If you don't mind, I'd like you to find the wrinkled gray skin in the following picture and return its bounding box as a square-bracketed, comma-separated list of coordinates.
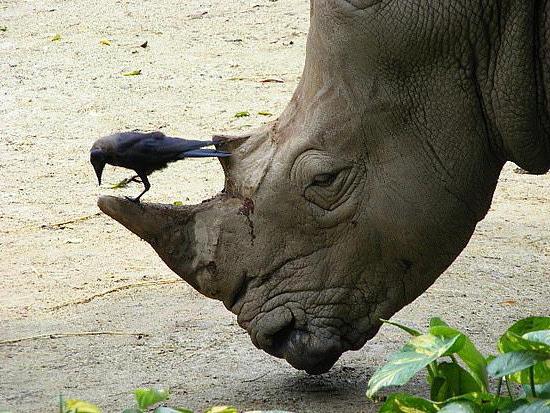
[99, 0, 550, 374]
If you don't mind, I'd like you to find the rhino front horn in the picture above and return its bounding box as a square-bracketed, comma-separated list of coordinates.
[97, 195, 245, 304]
[97, 195, 186, 243]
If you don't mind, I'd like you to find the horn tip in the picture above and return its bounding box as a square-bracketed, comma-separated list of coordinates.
[98, 195, 142, 219]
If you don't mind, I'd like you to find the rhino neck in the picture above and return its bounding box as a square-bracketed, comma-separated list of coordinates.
[487, 0, 550, 173]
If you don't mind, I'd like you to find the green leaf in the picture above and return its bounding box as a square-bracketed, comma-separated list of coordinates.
[234, 111, 250, 118]
[512, 318, 550, 335]
[430, 317, 450, 328]
[64, 399, 102, 413]
[439, 401, 479, 413]
[51, 33, 62, 41]
[381, 319, 422, 337]
[488, 351, 547, 378]
[154, 408, 193, 413]
[523, 330, 550, 347]
[204, 407, 238, 413]
[512, 400, 550, 413]
[496, 399, 529, 413]
[430, 375, 447, 401]
[367, 333, 462, 397]
[173, 201, 184, 206]
[258, 111, 273, 116]
[122, 410, 143, 413]
[123, 69, 142, 76]
[501, 331, 550, 354]
[99, 38, 111, 46]
[439, 392, 513, 412]
[509, 360, 550, 385]
[523, 382, 550, 398]
[379, 393, 439, 413]
[430, 362, 483, 402]
[429, 325, 488, 391]
[443, 392, 496, 405]
[500, 325, 550, 385]
[430, 326, 466, 356]
[499, 318, 550, 354]
[134, 388, 169, 410]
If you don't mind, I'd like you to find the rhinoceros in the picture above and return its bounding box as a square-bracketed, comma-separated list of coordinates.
[98, 0, 549, 374]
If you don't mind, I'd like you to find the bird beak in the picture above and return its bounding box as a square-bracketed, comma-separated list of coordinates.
[93, 162, 105, 186]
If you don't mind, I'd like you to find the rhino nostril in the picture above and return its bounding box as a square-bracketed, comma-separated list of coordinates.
[268, 317, 296, 357]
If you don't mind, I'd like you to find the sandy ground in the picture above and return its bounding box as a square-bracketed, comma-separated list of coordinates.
[0, 1, 548, 412]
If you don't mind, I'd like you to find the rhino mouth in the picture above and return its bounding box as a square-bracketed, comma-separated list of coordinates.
[251, 316, 345, 374]
[234, 285, 354, 374]
[229, 256, 379, 374]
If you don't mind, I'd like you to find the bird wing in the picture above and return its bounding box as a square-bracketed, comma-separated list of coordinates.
[112, 131, 213, 160]
[137, 134, 215, 160]
[113, 131, 148, 152]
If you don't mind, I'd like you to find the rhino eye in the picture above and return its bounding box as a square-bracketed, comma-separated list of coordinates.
[312, 173, 337, 187]
[291, 150, 357, 212]
[342, 0, 382, 10]
[305, 167, 354, 211]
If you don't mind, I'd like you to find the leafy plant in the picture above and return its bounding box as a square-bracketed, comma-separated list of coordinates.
[58, 388, 292, 413]
[488, 317, 550, 390]
[367, 316, 550, 412]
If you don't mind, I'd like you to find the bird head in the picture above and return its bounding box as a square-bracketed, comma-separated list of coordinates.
[90, 148, 106, 185]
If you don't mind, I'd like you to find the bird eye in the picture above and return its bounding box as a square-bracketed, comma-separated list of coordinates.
[90, 149, 105, 161]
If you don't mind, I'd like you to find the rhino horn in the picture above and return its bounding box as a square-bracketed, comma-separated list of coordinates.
[97, 195, 246, 305]
[212, 133, 251, 152]
[97, 195, 187, 243]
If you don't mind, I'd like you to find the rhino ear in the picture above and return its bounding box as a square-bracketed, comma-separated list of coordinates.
[491, 14, 550, 174]
[498, 114, 550, 174]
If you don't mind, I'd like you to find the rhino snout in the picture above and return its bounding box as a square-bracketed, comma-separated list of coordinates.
[245, 305, 344, 374]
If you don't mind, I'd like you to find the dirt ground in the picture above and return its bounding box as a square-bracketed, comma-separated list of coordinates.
[0, 1, 548, 412]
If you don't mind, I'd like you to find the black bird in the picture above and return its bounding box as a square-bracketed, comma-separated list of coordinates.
[90, 131, 230, 202]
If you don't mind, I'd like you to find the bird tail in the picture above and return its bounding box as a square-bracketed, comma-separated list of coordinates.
[180, 149, 231, 158]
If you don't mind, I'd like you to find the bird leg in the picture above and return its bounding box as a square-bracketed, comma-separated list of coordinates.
[125, 174, 150, 203]
[129, 175, 142, 184]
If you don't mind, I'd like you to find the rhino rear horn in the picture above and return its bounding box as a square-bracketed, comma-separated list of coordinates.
[213, 134, 251, 152]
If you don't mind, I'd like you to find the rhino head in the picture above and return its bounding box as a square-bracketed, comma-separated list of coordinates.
[99, 0, 549, 374]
